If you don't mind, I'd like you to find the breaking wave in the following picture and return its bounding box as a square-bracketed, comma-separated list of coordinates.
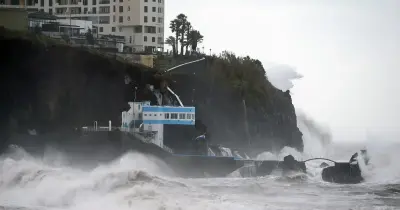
[0, 146, 189, 210]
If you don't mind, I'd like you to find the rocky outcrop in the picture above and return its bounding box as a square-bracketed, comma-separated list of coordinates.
[0, 30, 303, 153]
[164, 56, 303, 153]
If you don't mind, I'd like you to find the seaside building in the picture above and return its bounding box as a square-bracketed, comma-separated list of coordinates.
[0, 0, 165, 52]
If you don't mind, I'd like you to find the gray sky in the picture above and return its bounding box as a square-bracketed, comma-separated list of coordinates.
[165, 0, 400, 142]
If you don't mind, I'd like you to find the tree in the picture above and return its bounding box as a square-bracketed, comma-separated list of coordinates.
[165, 36, 176, 56]
[169, 18, 181, 56]
[85, 28, 95, 45]
[187, 30, 204, 52]
[176, 13, 188, 55]
[33, 24, 41, 35]
[184, 22, 192, 54]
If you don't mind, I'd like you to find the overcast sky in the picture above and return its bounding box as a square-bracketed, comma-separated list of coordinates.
[164, 0, 400, 142]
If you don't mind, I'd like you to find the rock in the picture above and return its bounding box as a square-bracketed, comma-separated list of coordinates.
[322, 163, 363, 184]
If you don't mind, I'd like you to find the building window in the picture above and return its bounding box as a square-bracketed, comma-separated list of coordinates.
[187, 114, 191, 119]
[158, 0, 161, 3]
[171, 113, 178, 119]
[113, 5, 115, 12]
[100, 27, 103, 32]
[49, 0, 53, 6]
[144, 6, 147, 12]
[144, 0, 147, 2]
[152, 37, 155, 42]
[144, 16, 148, 22]
[112, 27, 116, 32]
[127, 16, 130, 21]
[179, 113, 185, 119]
[119, 6, 123, 12]
[152, 17, 155, 22]
[119, 27, 122, 32]
[92, 7, 96, 14]
[99, 6, 110, 14]
[128, 6, 130, 11]
[129, 36, 132, 43]
[119, 16, 123, 23]
[152, 0, 155, 2]
[119, 0, 122, 2]
[152, 6, 155, 12]
[158, 17, 163, 23]
[192, 114, 195, 119]
[92, 0, 96, 5]
[113, 15, 115, 22]
[144, 36, 147, 42]
[165, 113, 170, 119]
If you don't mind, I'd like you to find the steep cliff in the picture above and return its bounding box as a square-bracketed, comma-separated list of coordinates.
[163, 54, 303, 153]
[0, 29, 303, 153]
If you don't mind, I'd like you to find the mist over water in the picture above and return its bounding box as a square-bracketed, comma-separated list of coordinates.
[0, 67, 399, 209]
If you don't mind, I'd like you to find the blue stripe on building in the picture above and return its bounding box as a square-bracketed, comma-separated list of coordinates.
[143, 120, 195, 125]
[142, 106, 195, 113]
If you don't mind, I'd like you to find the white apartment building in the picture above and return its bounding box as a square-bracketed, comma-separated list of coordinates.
[1, 0, 165, 52]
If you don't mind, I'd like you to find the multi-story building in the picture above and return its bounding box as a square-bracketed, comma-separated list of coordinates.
[1, 0, 165, 52]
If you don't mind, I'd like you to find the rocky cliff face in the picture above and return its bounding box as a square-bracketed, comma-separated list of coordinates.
[0, 32, 303, 153]
[164, 56, 303, 153]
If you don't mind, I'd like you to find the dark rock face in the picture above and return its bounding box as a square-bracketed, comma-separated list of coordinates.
[0, 38, 156, 150]
[165, 59, 303, 152]
[321, 162, 364, 184]
[0, 37, 303, 153]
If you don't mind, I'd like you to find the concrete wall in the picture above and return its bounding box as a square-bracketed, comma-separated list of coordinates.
[0, 8, 28, 31]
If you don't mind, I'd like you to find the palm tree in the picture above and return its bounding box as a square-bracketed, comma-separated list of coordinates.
[184, 22, 192, 54]
[169, 19, 181, 56]
[176, 13, 188, 55]
[187, 30, 204, 52]
[165, 36, 176, 56]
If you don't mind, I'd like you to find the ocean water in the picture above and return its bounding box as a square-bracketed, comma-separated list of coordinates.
[0, 134, 399, 210]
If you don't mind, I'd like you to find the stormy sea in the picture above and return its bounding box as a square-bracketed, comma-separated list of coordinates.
[0, 124, 399, 210]
[1, 70, 399, 210]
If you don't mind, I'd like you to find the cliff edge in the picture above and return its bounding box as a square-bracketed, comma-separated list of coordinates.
[0, 28, 303, 153]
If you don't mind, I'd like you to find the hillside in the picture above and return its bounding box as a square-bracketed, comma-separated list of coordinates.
[0, 28, 303, 153]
